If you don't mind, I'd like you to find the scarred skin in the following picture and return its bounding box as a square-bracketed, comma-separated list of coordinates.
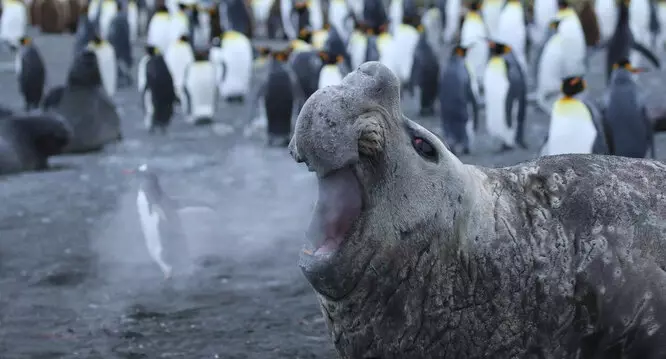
[289, 61, 666, 359]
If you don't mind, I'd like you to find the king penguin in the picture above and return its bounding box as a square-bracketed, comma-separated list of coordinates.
[541, 75, 610, 156]
[327, 0, 352, 42]
[147, 5, 172, 53]
[169, 2, 191, 45]
[534, 19, 566, 114]
[459, 1, 488, 91]
[482, 0, 504, 35]
[381, 16, 420, 97]
[554, 0, 587, 71]
[87, 34, 118, 97]
[212, 29, 253, 103]
[74, 4, 97, 55]
[443, 0, 462, 43]
[496, 0, 529, 72]
[99, 0, 119, 39]
[182, 49, 218, 125]
[164, 34, 194, 104]
[0, 0, 27, 50]
[128, 0, 139, 43]
[143, 46, 177, 133]
[596, 0, 618, 44]
[532, 0, 558, 45]
[482, 40, 527, 151]
[389, 0, 404, 34]
[421, 4, 443, 51]
[317, 51, 344, 89]
[281, 0, 298, 40]
[108, 7, 134, 87]
[439, 45, 479, 155]
[347, 22, 368, 69]
[602, 59, 655, 158]
[628, 0, 653, 66]
[130, 164, 215, 279]
[412, 27, 440, 116]
[15, 36, 45, 112]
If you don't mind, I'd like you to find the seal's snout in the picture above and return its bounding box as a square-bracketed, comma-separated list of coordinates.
[306, 166, 363, 255]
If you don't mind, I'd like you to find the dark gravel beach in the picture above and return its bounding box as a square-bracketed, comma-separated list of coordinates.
[0, 30, 665, 358]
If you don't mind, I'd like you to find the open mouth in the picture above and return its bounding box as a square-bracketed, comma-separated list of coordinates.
[301, 166, 363, 259]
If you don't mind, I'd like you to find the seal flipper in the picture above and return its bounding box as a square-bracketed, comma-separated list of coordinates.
[631, 41, 661, 68]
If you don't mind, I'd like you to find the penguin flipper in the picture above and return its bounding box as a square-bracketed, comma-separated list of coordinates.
[631, 41, 661, 68]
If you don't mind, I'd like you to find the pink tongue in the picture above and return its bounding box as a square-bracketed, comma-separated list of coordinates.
[307, 167, 363, 254]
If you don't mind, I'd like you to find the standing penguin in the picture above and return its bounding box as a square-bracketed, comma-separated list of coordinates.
[443, 0, 462, 43]
[130, 164, 215, 279]
[364, 0, 389, 31]
[223, 0, 254, 38]
[606, 0, 660, 82]
[347, 22, 368, 69]
[257, 49, 301, 147]
[210, 29, 253, 103]
[74, 5, 98, 55]
[596, 0, 619, 43]
[554, 0, 586, 72]
[164, 34, 194, 103]
[99, 0, 119, 39]
[0, 0, 27, 50]
[317, 51, 344, 89]
[128, 0, 139, 43]
[288, 47, 322, 103]
[482, 0, 505, 35]
[532, 0, 558, 45]
[143, 46, 177, 133]
[147, 5, 172, 53]
[602, 59, 655, 158]
[439, 45, 479, 155]
[87, 34, 118, 97]
[412, 29, 440, 116]
[281, 0, 298, 40]
[169, 3, 190, 45]
[389, 0, 404, 34]
[628, 0, 652, 66]
[107, 8, 133, 87]
[182, 49, 218, 125]
[541, 75, 610, 156]
[293, 1, 311, 31]
[459, 1, 488, 90]
[482, 40, 527, 151]
[496, 0, 528, 72]
[328, 0, 352, 41]
[534, 19, 566, 114]
[380, 18, 420, 96]
[15, 36, 45, 112]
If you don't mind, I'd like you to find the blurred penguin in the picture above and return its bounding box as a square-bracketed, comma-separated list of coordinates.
[328, 0, 352, 41]
[87, 34, 118, 97]
[348, 22, 368, 69]
[439, 45, 479, 155]
[317, 51, 344, 89]
[532, 0, 558, 45]
[108, 7, 134, 87]
[15, 36, 45, 112]
[421, 4, 443, 51]
[147, 5, 172, 53]
[459, 1, 488, 91]
[321, 25, 351, 69]
[252, 0, 276, 36]
[74, 4, 98, 55]
[192, 5, 213, 47]
[99, 0, 119, 39]
[223, 0, 254, 38]
[659, 0, 666, 52]
[483, 40, 527, 152]
[364, 0, 389, 32]
[376, 23, 393, 59]
[308, 0, 324, 30]
[182, 49, 218, 125]
[288, 46, 322, 104]
[602, 59, 655, 158]
[164, 34, 194, 104]
[381, 15, 420, 97]
[143, 46, 177, 133]
[293, 1, 312, 32]
[443, 0, 462, 43]
[540, 75, 610, 156]
[496, 0, 528, 72]
[482, 0, 504, 35]
[281, 0, 298, 40]
[169, 2, 190, 45]
[129, 164, 215, 279]
[534, 19, 566, 114]
[291, 26, 315, 53]
[210, 30, 253, 103]
[0, 0, 27, 50]
[128, 0, 139, 43]
[389, 0, 404, 34]
[312, 22, 330, 49]
[554, 0, 587, 71]
[596, 0, 619, 44]
[365, 29, 381, 62]
[412, 28, 440, 116]
[629, 0, 653, 66]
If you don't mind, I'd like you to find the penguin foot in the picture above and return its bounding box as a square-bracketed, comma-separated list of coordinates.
[419, 107, 435, 117]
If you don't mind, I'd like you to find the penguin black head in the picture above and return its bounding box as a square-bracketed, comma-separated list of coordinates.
[194, 49, 209, 62]
[557, 0, 569, 9]
[452, 45, 468, 57]
[488, 41, 511, 56]
[561, 76, 586, 97]
[156, 4, 169, 12]
[145, 45, 159, 56]
[298, 27, 313, 42]
[319, 51, 343, 65]
[294, 1, 308, 12]
[178, 2, 187, 11]
[19, 36, 31, 46]
[469, 1, 482, 11]
[179, 34, 190, 43]
[549, 19, 561, 30]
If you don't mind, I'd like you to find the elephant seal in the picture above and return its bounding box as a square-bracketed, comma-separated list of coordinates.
[53, 49, 122, 153]
[288, 61, 666, 358]
[0, 113, 72, 175]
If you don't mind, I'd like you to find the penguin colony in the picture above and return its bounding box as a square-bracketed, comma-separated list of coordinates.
[2, 0, 666, 277]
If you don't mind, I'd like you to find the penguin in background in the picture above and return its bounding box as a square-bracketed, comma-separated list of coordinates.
[169, 3, 191, 45]
[596, 0, 619, 44]
[108, 7, 134, 87]
[554, 0, 587, 71]
[0, 0, 27, 50]
[288, 44, 323, 104]
[87, 34, 118, 97]
[482, 0, 505, 35]
[659, 0, 666, 52]
[308, 0, 324, 30]
[15, 36, 45, 112]
[347, 22, 367, 69]
[364, 0, 389, 31]
[532, 0, 558, 45]
[210, 29, 253, 103]
[540, 75, 610, 156]
[147, 5, 172, 53]
[182, 49, 218, 125]
[376, 23, 393, 59]
[223, 0, 254, 39]
[321, 25, 352, 71]
[126, 0, 139, 43]
[128, 164, 216, 279]
[602, 59, 655, 158]
[291, 26, 316, 53]
[137, 44, 152, 95]
[293, 1, 311, 31]
[164, 34, 194, 104]
[606, 0, 660, 83]
[191, 5, 212, 47]
[381, 15, 420, 98]
[99, 0, 119, 39]
[649, 0, 661, 47]
[328, 0, 352, 42]
[628, 0, 653, 65]
[74, 5, 98, 56]
[421, 4, 443, 51]
[496, 0, 528, 72]
[281, 0, 298, 40]
[144, 46, 177, 133]
[439, 45, 479, 156]
[459, 1, 488, 91]
[443, 0, 462, 43]
[412, 27, 440, 116]
[365, 29, 382, 62]
[312, 22, 331, 49]
[317, 51, 344, 89]
[534, 19, 566, 113]
[252, 0, 276, 36]
[482, 40, 527, 152]
[389, 0, 404, 34]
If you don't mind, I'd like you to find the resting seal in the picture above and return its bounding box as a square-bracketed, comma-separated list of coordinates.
[0, 113, 72, 175]
[289, 61, 666, 358]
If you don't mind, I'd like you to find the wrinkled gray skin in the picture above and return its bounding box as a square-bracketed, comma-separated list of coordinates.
[289, 61, 666, 358]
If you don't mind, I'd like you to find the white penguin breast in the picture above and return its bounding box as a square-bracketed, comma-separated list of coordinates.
[136, 191, 163, 262]
[537, 35, 564, 93]
[318, 65, 343, 89]
[483, 59, 512, 139]
[0, 2, 27, 46]
[165, 44, 195, 89]
[184, 62, 217, 116]
[497, 4, 526, 53]
[547, 100, 596, 155]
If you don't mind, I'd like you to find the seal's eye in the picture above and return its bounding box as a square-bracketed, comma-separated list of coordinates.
[412, 136, 437, 161]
